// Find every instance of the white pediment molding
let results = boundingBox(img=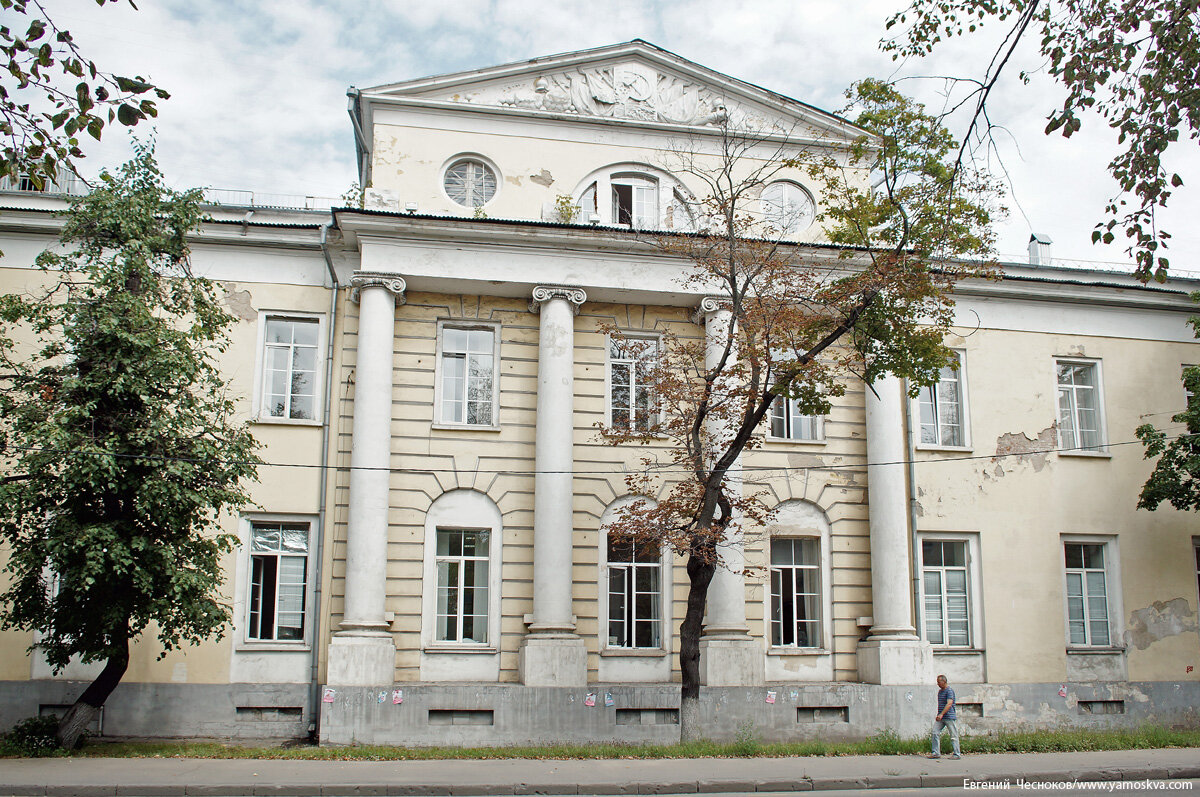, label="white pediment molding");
[358,41,867,141]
